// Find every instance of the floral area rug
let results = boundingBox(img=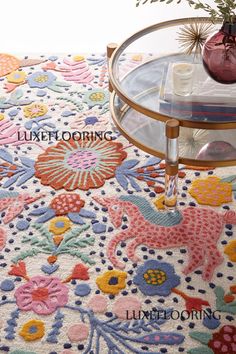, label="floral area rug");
[0,53,236,354]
